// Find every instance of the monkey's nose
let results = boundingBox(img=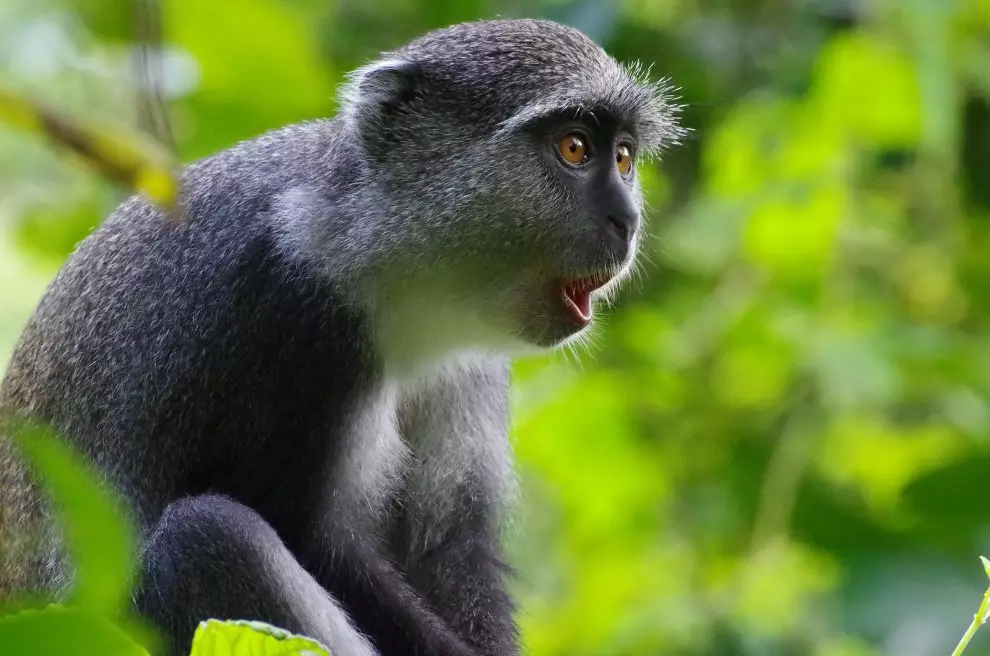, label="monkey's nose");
[603,211,639,251]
